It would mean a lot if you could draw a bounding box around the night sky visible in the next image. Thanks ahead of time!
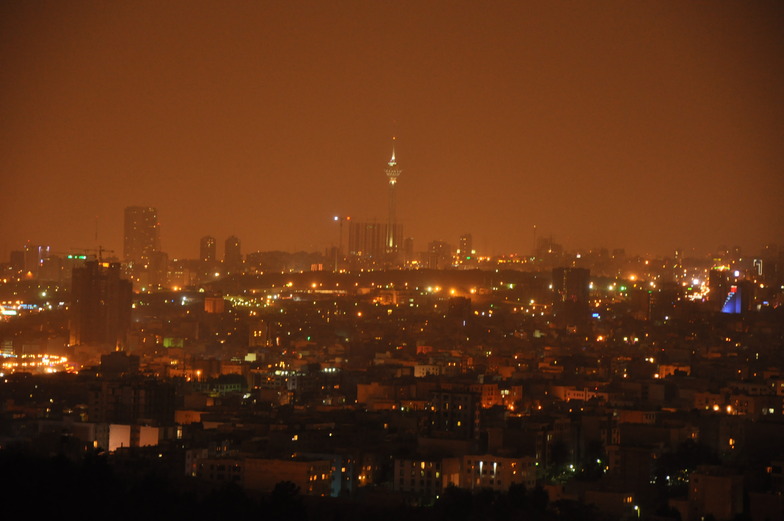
[2,1,782,260]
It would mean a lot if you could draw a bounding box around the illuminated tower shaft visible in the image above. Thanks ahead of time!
[388,183,396,249]
[385,139,402,252]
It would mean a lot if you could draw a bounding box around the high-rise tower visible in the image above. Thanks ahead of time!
[123,206,160,270]
[70,260,132,350]
[23,243,50,278]
[200,235,216,263]
[552,267,591,331]
[224,235,242,273]
[385,138,402,254]
[457,233,474,264]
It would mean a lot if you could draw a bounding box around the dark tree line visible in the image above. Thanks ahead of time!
[0,448,621,521]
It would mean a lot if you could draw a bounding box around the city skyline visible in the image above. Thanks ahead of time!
[2,2,783,259]
[3,4,784,517]
[6,203,781,264]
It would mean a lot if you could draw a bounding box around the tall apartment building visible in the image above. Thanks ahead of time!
[69,260,132,349]
[123,206,160,268]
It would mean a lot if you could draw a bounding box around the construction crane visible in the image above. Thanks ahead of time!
[67,246,116,262]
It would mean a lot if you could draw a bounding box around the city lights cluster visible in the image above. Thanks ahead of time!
[0,353,75,376]
[1,299,66,318]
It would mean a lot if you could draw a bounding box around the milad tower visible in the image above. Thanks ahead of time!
[385,138,402,257]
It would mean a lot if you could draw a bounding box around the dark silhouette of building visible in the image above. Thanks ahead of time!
[100,350,140,378]
[200,235,216,263]
[708,268,732,311]
[535,236,564,266]
[224,235,242,272]
[552,267,590,330]
[69,260,132,349]
[428,389,481,440]
[23,243,50,278]
[651,282,682,321]
[688,466,744,521]
[448,296,472,321]
[348,222,402,265]
[9,250,25,272]
[149,250,168,288]
[427,240,453,269]
[403,237,415,265]
[88,377,175,425]
[123,206,160,269]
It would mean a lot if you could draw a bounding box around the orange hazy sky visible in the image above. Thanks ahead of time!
[1,1,782,259]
